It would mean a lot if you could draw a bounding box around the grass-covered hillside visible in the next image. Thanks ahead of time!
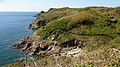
[28,7,120,67]
[32,6,120,49]
[5,6,120,67]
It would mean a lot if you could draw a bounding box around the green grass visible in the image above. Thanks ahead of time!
[35,7,120,47]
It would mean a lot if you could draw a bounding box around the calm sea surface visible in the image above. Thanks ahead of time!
[0,12,37,66]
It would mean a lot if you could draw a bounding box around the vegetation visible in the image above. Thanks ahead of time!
[35,6,120,67]
[35,7,120,47]
[3,6,120,67]
[30,6,120,67]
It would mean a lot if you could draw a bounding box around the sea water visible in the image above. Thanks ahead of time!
[0,12,37,66]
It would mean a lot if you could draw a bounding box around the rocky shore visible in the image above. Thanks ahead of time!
[13,35,85,57]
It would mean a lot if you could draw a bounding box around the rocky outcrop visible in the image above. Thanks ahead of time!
[28,19,52,29]
[13,35,84,57]
[28,23,37,29]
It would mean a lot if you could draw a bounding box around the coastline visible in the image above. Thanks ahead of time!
[3,7,120,67]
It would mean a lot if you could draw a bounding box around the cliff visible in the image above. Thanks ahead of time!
[11,6,120,67]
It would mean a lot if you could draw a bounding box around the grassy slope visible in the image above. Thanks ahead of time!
[36,7,120,49]
[34,7,120,66]
[3,7,120,67]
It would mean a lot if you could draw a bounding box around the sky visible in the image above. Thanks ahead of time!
[0,0,120,12]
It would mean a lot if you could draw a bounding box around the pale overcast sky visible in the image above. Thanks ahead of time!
[0,0,120,12]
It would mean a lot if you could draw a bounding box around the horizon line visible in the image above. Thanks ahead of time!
[0,6,119,12]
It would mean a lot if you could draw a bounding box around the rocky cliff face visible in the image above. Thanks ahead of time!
[13,35,83,56]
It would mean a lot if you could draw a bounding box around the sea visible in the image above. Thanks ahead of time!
[0,12,37,66]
